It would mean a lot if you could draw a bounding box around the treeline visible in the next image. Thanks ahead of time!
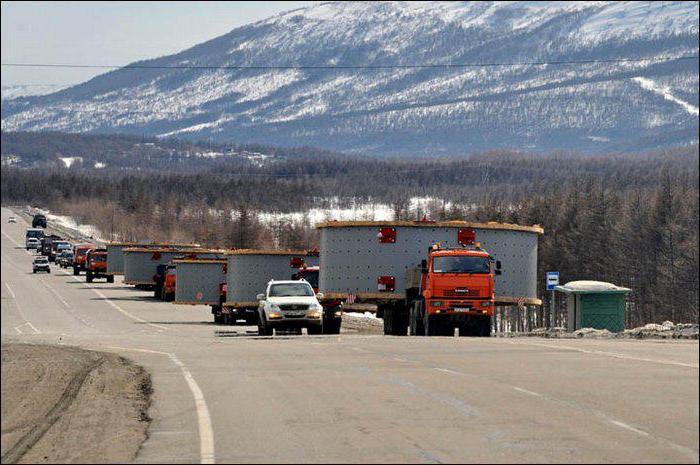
[1,146,698,325]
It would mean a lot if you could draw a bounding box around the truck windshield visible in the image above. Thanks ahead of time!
[433,256,490,274]
[295,270,318,289]
[26,230,44,239]
[269,283,314,297]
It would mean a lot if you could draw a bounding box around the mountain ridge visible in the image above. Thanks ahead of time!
[2,1,698,155]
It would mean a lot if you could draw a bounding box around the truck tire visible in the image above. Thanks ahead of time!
[86,272,93,283]
[258,318,273,336]
[424,314,441,336]
[409,301,425,336]
[323,318,341,334]
[478,316,491,337]
[107,275,114,283]
[382,304,394,335]
[307,325,323,335]
[73,266,79,276]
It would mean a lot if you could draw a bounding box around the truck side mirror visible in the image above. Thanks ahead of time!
[421,259,428,273]
[495,269,502,276]
[256,293,265,301]
[496,260,502,270]
[316,292,324,300]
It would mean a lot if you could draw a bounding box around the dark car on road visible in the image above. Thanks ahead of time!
[32,214,47,228]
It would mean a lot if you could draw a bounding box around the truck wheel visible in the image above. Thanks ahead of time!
[424,314,441,336]
[154,287,161,299]
[323,318,341,334]
[166,292,174,302]
[307,325,323,335]
[382,305,394,335]
[107,275,114,283]
[258,319,272,336]
[73,266,79,276]
[86,272,93,283]
[409,301,425,336]
[478,317,491,337]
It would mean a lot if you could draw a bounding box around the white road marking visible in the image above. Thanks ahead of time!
[36,276,71,308]
[513,386,543,398]
[66,273,168,331]
[5,281,16,298]
[393,357,408,362]
[1,229,21,247]
[609,420,650,437]
[434,367,461,375]
[13,321,40,335]
[14,326,22,334]
[517,341,698,369]
[97,345,215,464]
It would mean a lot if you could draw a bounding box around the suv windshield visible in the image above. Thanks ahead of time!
[34,257,48,263]
[269,283,314,297]
[433,256,490,274]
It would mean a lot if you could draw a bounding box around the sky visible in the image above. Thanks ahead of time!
[1,1,316,88]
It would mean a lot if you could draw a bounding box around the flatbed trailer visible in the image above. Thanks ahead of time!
[106,241,200,276]
[317,220,543,336]
[222,250,324,327]
[122,247,225,288]
[172,258,228,323]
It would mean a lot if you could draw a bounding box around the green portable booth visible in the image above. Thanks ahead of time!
[554,281,631,333]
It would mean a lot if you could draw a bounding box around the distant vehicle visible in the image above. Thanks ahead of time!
[8,216,16,223]
[85,248,113,283]
[26,237,41,250]
[57,250,74,268]
[32,214,47,228]
[257,280,324,336]
[73,244,95,275]
[33,256,50,274]
[25,228,44,248]
[40,234,62,257]
[50,240,71,262]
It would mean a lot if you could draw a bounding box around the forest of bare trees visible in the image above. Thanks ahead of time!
[2,145,697,326]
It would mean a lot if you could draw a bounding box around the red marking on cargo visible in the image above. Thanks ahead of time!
[151,251,161,260]
[290,257,305,268]
[195,292,203,300]
[377,227,396,243]
[377,276,395,292]
[458,228,476,246]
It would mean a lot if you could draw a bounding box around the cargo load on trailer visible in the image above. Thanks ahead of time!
[221,250,342,330]
[106,241,201,276]
[172,258,228,322]
[122,247,225,289]
[316,220,543,336]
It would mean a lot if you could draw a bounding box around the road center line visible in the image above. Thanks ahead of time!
[1,230,21,247]
[512,386,543,397]
[36,277,71,308]
[65,273,168,331]
[97,345,215,464]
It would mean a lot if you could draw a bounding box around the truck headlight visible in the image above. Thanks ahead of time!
[430,301,443,307]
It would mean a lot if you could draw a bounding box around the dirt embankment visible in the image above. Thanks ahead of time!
[1,343,151,464]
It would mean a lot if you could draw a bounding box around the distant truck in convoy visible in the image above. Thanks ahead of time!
[316,220,543,337]
[40,234,63,258]
[32,213,47,228]
[73,244,96,275]
[49,240,71,262]
[25,228,44,249]
[85,248,113,283]
[106,241,201,277]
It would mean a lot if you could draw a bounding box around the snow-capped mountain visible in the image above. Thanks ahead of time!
[2,1,698,155]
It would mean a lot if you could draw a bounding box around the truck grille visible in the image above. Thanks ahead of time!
[279,304,309,311]
[443,289,480,297]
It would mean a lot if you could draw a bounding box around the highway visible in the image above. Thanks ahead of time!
[1,206,698,464]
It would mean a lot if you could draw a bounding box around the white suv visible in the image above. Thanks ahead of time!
[257,280,324,336]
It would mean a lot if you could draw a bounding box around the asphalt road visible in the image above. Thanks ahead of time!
[2,207,698,464]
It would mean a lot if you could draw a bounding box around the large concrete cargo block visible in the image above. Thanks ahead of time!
[317,221,543,305]
[123,248,225,285]
[174,259,227,305]
[224,250,320,306]
[107,241,200,275]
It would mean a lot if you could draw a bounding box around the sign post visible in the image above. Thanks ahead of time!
[546,272,559,329]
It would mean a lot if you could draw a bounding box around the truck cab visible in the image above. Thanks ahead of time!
[408,244,500,336]
[73,244,95,275]
[85,248,113,283]
[32,214,47,228]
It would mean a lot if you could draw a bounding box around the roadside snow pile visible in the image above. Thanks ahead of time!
[506,322,698,339]
[621,321,698,339]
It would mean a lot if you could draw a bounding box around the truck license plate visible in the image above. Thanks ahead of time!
[453,308,471,312]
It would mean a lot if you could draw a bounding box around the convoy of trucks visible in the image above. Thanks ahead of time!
[23,215,543,337]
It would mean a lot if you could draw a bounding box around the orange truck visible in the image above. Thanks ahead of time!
[400,243,501,336]
[85,248,113,283]
[73,243,95,275]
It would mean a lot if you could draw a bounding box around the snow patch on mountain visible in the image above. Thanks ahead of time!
[632,76,699,116]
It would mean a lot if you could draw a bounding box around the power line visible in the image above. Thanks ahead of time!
[1,55,698,70]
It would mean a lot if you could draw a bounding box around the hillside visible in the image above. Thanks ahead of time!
[2,1,698,155]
